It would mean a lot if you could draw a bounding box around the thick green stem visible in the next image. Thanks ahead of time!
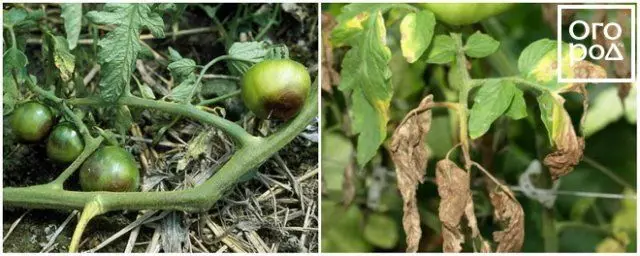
[451,33,472,168]
[69,200,105,252]
[4,81,318,213]
[68,95,259,147]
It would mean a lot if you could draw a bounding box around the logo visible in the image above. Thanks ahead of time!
[558,4,636,83]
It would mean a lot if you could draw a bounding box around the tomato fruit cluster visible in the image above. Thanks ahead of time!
[241,59,311,120]
[11,101,140,192]
[420,3,514,26]
[79,146,140,192]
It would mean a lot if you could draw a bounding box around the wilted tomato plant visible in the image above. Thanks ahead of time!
[3,3,318,252]
[322,3,635,253]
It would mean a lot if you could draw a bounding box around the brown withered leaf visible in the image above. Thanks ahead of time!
[488,184,525,252]
[389,95,434,252]
[436,159,487,252]
[544,94,586,180]
[321,13,340,94]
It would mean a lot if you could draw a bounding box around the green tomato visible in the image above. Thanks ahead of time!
[10,101,54,143]
[241,59,311,120]
[46,123,84,163]
[420,3,514,26]
[79,146,140,192]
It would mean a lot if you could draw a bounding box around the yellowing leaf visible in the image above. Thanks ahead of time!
[399,10,435,63]
[339,11,393,167]
[519,39,606,93]
[537,91,584,180]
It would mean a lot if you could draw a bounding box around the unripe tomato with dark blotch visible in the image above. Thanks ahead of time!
[241,59,311,120]
[46,123,84,163]
[79,146,140,192]
[420,3,514,26]
[10,101,54,143]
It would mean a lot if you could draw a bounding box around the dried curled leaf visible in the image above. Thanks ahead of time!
[543,94,586,180]
[488,184,525,252]
[321,12,340,93]
[436,159,486,252]
[389,95,434,252]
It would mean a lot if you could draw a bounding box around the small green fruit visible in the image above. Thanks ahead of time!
[79,146,140,192]
[46,123,84,163]
[10,101,54,143]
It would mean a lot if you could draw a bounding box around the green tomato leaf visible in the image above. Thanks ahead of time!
[399,10,435,63]
[86,3,165,102]
[505,87,527,120]
[2,69,20,115]
[3,47,29,70]
[464,31,500,58]
[322,201,372,252]
[139,83,155,100]
[60,3,82,50]
[339,12,392,167]
[536,91,568,146]
[623,85,636,124]
[426,35,456,64]
[468,79,516,139]
[227,41,287,75]
[322,132,353,192]
[518,39,556,77]
[583,86,624,137]
[364,213,399,249]
[167,58,197,79]
[3,8,28,27]
[167,47,183,62]
[167,74,198,103]
[114,105,133,136]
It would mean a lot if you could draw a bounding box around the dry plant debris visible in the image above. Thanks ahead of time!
[389,95,434,252]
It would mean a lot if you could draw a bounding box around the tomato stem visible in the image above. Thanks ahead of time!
[69,200,105,252]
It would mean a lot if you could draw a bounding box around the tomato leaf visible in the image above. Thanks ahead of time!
[464,31,500,58]
[60,3,82,50]
[583,86,624,137]
[399,9,435,63]
[339,12,392,167]
[86,3,165,102]
[3,47,28,70]
[517,39,556,77]
[468,79,516,139]
[331,3,407,47]
[364,213,399,249]
[227,41,287,75]
[44,33,76,82]
[167,74,199,103]
[518,39,606,93]
[426,35,456,64]
[505,87,527,120]
[3,8,28,27]
[167,58,196,79]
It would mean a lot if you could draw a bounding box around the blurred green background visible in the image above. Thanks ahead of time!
[321,3,637,252]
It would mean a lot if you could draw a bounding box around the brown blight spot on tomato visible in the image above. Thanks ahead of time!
[264,89,305,120]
